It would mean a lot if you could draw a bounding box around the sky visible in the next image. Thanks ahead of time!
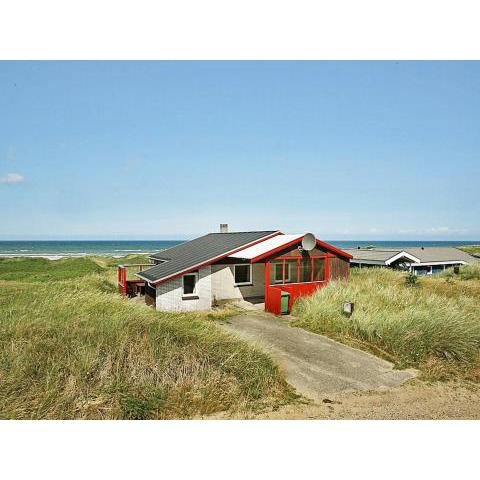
[0,61,479,240]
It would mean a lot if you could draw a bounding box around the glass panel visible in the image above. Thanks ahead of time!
[274,263,283,283]
[414,266,430,276]
[183,274,196,294]
[284,262,292,282]
[313,258,325,281]
[235,265,251,284]
[284,259,297,284]
[270,260,297,284]
[299,258,312,283]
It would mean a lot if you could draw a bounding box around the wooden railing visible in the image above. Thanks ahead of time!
[117,263,152,296]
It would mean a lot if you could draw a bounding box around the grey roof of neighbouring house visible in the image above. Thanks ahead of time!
[138,231,279,283]
[402,247,478,263]
[343,249,401,262]
[344,247,478,265]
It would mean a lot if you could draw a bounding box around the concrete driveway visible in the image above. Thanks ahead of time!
[219,314,416,401]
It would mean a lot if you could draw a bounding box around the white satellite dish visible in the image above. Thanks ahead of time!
[301,233,316,251]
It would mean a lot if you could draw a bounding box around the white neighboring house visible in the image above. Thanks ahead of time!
[344,247,478,275]
[118,225,353,313]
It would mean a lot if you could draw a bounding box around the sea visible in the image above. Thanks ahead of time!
[0,240,478,259]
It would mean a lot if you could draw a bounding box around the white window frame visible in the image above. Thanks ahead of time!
[182,272,198,297]
[273,262,291,283]
[234,264,252,286]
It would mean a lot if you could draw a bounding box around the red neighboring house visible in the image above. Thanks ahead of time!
[118,225,352,315]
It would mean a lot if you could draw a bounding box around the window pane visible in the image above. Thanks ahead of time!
[274,263,283,282]
[270,260,297,284]
[313,258,325,281]
[299,258,312,283]
[284,260,297,283]
[183,275,196,294]
[235,265,250,283]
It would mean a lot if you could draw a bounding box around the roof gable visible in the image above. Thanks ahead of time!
[385,251,421,265]
[229,234,353,262]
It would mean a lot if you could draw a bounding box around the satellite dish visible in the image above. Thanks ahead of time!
[301,233,316,251]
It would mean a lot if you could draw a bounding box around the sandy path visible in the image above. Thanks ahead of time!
[208,380,480,419]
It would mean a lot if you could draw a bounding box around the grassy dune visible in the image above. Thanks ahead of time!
[459,245,480,258]
[0,257,104,282]
[440,262,480,281]
[292,266,480,381]
[0,257,294,419]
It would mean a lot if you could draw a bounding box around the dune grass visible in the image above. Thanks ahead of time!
[0,257,104,282]
[292,266,480,381]
[459,245,480,258]
[0,257,294,419]
[440,261,480,281]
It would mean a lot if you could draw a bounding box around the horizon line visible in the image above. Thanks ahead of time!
[1,238,479,243]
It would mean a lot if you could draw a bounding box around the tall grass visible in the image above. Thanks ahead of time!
[292,268,480,380]
[459,245,480,258]
[0,258,294,419]
[440,262,480,281]
[0,257,104,282]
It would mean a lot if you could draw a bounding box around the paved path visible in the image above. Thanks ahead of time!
[219,314,416,401]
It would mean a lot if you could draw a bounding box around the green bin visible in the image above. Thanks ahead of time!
[280,291,290,315]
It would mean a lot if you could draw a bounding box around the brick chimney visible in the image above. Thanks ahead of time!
[220,224,229,233]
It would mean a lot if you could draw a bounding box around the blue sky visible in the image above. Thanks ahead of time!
[0,61,479,240]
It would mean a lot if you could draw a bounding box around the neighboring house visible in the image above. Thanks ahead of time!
[118,226,352,314]
[344,247,478,275]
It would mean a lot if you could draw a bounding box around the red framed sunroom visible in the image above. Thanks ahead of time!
[264,255,330,315]
[228,234,352,315]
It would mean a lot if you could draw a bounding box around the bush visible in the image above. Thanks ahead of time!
[405,272,419,287]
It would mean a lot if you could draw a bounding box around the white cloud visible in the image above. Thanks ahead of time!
[0,173,24,185]
[427,226,451,234]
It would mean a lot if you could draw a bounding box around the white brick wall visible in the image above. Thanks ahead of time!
[154,263,266,311]
[155,266,212,312]
[211,263,265,301]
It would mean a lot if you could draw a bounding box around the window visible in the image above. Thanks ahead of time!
[274,262,291,283]
[234,264,252,285]
[413,266,430,276]
[299,258,312,283]
[313,258,325,281]
[274,263,283,283]
[182,273,198,296]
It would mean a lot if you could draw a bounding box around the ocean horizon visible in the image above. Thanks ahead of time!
[0,239,478,259]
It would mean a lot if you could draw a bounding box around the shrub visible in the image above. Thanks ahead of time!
[405,272,419,287]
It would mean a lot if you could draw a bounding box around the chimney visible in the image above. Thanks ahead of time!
[220,224,229,233]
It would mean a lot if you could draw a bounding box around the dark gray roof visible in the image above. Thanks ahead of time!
[343,248,400,262]
[403,247,478,264]
[138,231,278,283]
[345,247,478,264]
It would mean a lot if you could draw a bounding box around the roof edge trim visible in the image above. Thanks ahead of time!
[315,239,353,260]
[385,251,421,265]
[248,235,306,263]
[247,237,353,263]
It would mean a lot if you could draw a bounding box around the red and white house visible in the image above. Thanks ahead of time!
[118,226,352,315]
